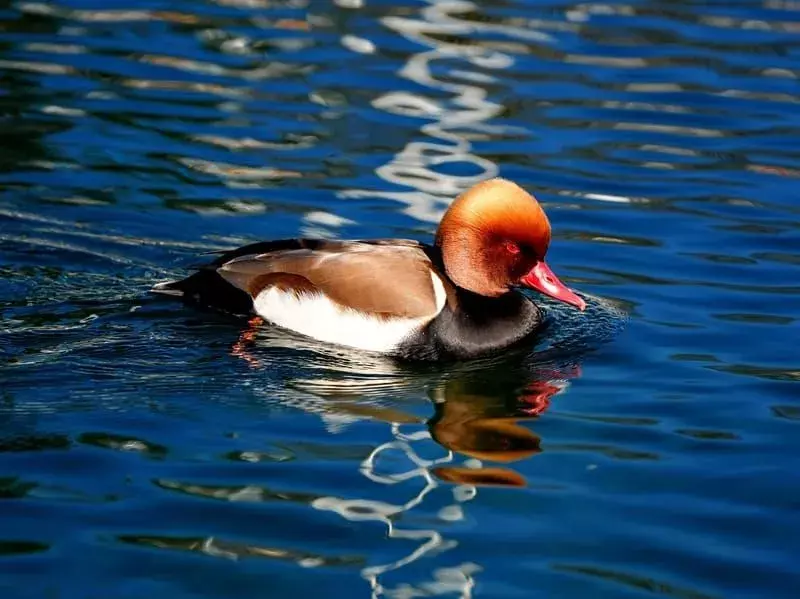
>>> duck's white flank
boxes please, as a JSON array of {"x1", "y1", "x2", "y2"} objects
[{"x1": 252, "y1": 271, "x2": 447, "y2": 353}]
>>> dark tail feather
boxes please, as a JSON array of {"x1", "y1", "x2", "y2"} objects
[{"x1": 150, "y1": 270, "x2": 253, "y2": 316}]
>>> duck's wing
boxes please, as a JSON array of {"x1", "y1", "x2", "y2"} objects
[{"x1": 216, "y1": 240, "x2": 446, "y2": 320}]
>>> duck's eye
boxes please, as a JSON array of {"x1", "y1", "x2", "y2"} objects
[{"x1": 504, "y1": 241, "x2": 520, "y2": 255}]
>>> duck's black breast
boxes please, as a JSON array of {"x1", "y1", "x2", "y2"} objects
[{"x1": 398, "y1": 287, "x2": 543, "y2": 361}]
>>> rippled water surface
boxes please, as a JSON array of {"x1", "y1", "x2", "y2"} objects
[{"x1": 2, "y1": 0, "x2": 799, "y2": 597}]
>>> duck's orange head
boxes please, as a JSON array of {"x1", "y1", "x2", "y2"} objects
[{"x1": 435, "y1": 177, "x2": 585, "y2": 310}]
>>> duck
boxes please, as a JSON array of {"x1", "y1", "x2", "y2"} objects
[{"x1": 151, "y1": 177, "x2": 586, "y2": 361}]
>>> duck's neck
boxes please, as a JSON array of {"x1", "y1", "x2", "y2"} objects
[
  {"x1": 415, "y1": 244, "x2": 543, "y2": 359},
  {"x1": 430, "y1": 287, "x2": 543, "y2": 359}
]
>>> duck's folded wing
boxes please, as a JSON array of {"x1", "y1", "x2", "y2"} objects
[{"x1": 216, "y1": 242, "x2": 447, "y2": 320}]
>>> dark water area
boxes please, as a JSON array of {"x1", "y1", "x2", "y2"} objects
[{"x1": 1, "y1": 0, "x2": 799, "y2": 597}]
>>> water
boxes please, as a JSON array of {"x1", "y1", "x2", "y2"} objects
[{"x1": 1, "y1": 0, "x2": 799, "y2": 597}]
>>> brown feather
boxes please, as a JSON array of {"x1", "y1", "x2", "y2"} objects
[{"x1": 216, "y1": 241, "x2": 444, "y2": 320}]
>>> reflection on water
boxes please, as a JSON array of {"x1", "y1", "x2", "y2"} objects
[
  {"x1": 343, "y1": 1, "x2": 509, "y2": 223},
  {"x1": 223, "y1": 300, "x2": 614, "y2": 597},
  {"x1": 1, "y1": 0, "x2": 799, "y2": 597}
]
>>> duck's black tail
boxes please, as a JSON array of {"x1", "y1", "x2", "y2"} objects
[{"x1": 150, "y1": 269, "x2": 253, "y2": 316}]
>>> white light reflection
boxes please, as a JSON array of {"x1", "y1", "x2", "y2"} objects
[
  {"x1": 335, "y1": 0, "x2": 546, "y2": 224},
  {"x1": 312, "y1": 423, "x2": 481, "y2": 599}
]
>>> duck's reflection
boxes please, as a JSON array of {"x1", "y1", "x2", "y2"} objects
[
  {"x1": 228, "y1": 315, "x2": 585, "y2": 596},
  {"x1": 231, "y1": 315, "x2": 581, "y2": 486},
  {"x1": 427, "y1": 368, "x2": 576, "y2": 488}
]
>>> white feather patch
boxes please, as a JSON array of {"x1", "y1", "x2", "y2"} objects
[
  {"x1": 252, "y1": 271, "x2": 447, "y2": 354},
  {"x1": 430, "y1": 271, "x2": 447, "y2": 314}
]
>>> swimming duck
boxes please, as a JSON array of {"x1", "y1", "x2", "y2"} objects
[{"x1": 151, "y1": 178, "x2": 585, "y2": 360}]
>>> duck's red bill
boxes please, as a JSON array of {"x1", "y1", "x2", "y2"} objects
[{"x1": 520, "y1": 261, "x2": 586, "y2": 311}]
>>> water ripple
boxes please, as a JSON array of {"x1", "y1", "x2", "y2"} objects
[{"x1": 0, "y1": 0, "x2": 798, "y2": 597}]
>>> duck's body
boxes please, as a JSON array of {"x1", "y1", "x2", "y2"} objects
[
  {"x1": 152, "y1": 178, "x2": 585, "y2": 361},
  {"x1": 153, "y1": 237, "x2": 543, "y2": 360}
]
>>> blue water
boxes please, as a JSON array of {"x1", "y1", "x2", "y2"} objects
[{"x1": 1, "y1": 0, "x2": 799, "y2": 597}]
